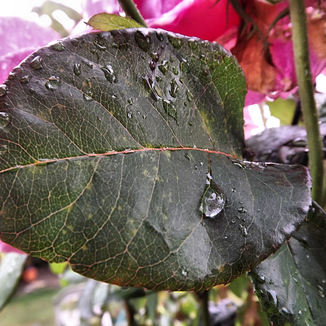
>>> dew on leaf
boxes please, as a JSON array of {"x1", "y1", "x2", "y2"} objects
[
  {"x1": 163, "y1": 100, "x2": 177, "y2": 121},
  {"x1": 45, "y1": 76, "x2": 61, "y2": 90},
  {"x1": 238, "y1": 207, "x2": 247, "y2": 213},
  {"x1": 30, "y1": 56, "x2": 42, "y2": 70},
  {"x1": 73, "y1": 63, "x2": 81, "y2": 76},
  {"x1": 199, "y1": 182, "x2": 226, "y2": 218},
  {"x1": 168, "y1": 35, "x2": 182, "y2": 49},
  {"x1": 135, "y1": 30, "x2": 151, "y2": 52},
  {"x1": 239, "y1": 224, "x2": 248, "y2": 237},
  {"x1": 150, "y1": 52, "x2": 159, "y2": 62},
  {"x1": 169, "y1": 80, "x2": 179, "y2": 98},
  {"x1": 20, "y1": 75, "x2": 30, "y2": 84},
  {"x1": 0, "y1": 84, "x2": 8, "y2": 97},
  {"x1": 0, "y1": 112, "x2": 10, "y2": 128},
  {"x1": 127, "y1": 112, "x2": 132, "y2": 119},
  {"x1": 158, "y1": 60, "x2": 169, "y2": 74},
  {"x1": 53, "y1": 42, "x2": 65, "y2": 51},
  {"x1": 83, "y1": 92, "x2": 93, "y2": 101},
  {"x1": 101, "y1": 65, "x2": 117, "y2": 83}
]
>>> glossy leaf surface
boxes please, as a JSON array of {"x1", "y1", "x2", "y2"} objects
[
  {"x1": 251, "y1": 202, "x2": 326, "y2": 325},
  {"x1": 0, "y1": 29, "x2": 311, "y2": 290}
]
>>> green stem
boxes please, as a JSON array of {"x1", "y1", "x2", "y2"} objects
[
  {"x1": 289, "y1": 0, "x2": 323, "y2": 203},
  {"x1": 117, "y1": 0, "x2": 147, "y2": 27},
  {"x1": 196, "y1": 291, "x2": 211, "y2": 326}
]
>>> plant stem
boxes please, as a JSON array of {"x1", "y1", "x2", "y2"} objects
[
  {"x1": 289, "y1": 0, "x2": 323, "y2": 203},
  {"x1": 196, "y1": 291, "x2": 211, "y2": 326},
  {"x1": 117, "y1": 0, "x2": 147, "y2": 27}
]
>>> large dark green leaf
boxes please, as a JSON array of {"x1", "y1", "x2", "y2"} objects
[
  {"x1": 0, "y1": 29, "x2": 311, "y2": 290},
  {"x1": 251, "y1": 202, "x2": 326, "y2": 325}
]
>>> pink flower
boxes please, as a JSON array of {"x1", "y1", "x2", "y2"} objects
[
  {"x1": 0, "y1": 240, "x2": 26, "y2": 255},
  {"x1": 0, "y1": 17, "x2": 59, "y2": 83},
  {"x1": 134, "y1": 0, "x2": 240, "y2": 42}
]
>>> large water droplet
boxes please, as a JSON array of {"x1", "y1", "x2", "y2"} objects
[
  {"x1": 168, "y1": 35, "x2": 182, "y2": 49},
  {"x1": 135, "y1": 31, "x2": 151, "y2": 52},
  {"x1": 73, "y1": 63, "x2": 81, "y2": 76},
  {"x1": 53, "y1": 42, "x2": 65, "y2": 51},
  {"x1": 101, "y1": 65, "x2": 116, "y2": 83},
  {"x1": 0, "y1": 112, "x2": 10, "y2": 128},
  {"x1": 163, "y1": 100, "x2": 177, "y2": 121},
  {"x1": 0, "y1": 84, "x2": 8, "y2": 97},
  {"x1": 199, "y1": 182, "x2": 226, "y2": 218},
  {"x1": 30, "y1": 56, "x2": 42, "y2": 70},
  {"x1": 45, "y1": 76, "x2": 61, "y2": 90}
]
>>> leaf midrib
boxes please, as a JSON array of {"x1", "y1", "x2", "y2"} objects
[{"x1": 0, "y1": 147, "x2": 236, "y2": 174}]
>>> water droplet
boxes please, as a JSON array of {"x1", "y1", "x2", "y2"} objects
[
  {"x1": 224, "y1": 236, "x2": 228, "y2": 239},
  {"x1": 158, "y1": 60, "x2": 169, "y2": 75},
  {"x1": 238, "y1": 207, "x2": 247, "y2": 213},
  {"x1": 163, "y1": 100, "x2": 177, "y2": 121},
  {"x1": 172, "y1": 66, "x2": 179, "y2": 75},
  {"x1": 127, "y1": 112, "x2": 132, "y2": 119},
  {"x1": 45, "y1": 76, "x2": 61, "y2": 90},
  {"x1": 135, "y1": 31, "x2": 151, "y2": 51},
  {"x1": 186, "y1": 90, "x2": 193, "y2": 102},
  {"x1": 53, "y1": 41, "x2": 65, "y2": 51},
  {"x1": 184, "y1": 153, "x2": 190, "y2": 160},
  {"x1": 20, "y1": 75, "x2": 30, "y2": 84},
  {"x1": 150, "y1": 52, "x2": 159, "y2": 62},
  {"x1": 239, "y1": 224, "x2": 248, "y2": 237},
  {"x1": 149, "y1": 60, "x2": 156, "y2": 70},
  {"x1": 73, "y1": 63, "x2": 81, "y2": 76},
  {"x1": 231, "y1": 188, "x2": 236, "y2": 192},
  {"x1": 231, "y1": 219, "x2": 236, "y2": 224},
  {"x1": 0, "y1": 84, "x2": 8, "y2": 96},
  {"x1": 83, "y1": 91, "x2": 93, "y2": 101},
  {"x1": 0, "y1": 112, "x2": 10, "y2": 128},
  {"x1": 232, "y1": 161, "x2": 245, "y2": 169},
  {"x1": 93, "y1": 40, "x2": 106, "y2": 50},
  {"x1": 322, "y1": 279, "x2": 326, "y2": 284},
  {"x1": 298, "y1": 310, "x2": 302, "y2": 315},
  {"x1": 156, "y1": 32, "x2": 164, "y2": 42},
  {"x1": 181, "y1": 269, "x2": 187, "y2": 276},
  {"x1": 267, "y1": 290, "x2": 278, "y2": 306},
  {"x1": 281, "y1": 307, "x2": 291, "y2": 315},
  {"x1": 168, "y1": 35, "x2": 182, "y2": 49},
  {"x1": 188, "y1": 40, "x2": 198, "y2": 50},
  {"x1": 127, "y1": 98, "x2": 133, "y2": 105},
  {"x1": 169, "y1": 80, "x2": 179, "y2": 98},
  {"x1": 199, "y1": 183, "x2": 226, "y2": 218},
  {"x1": 101, "y1": 65, "x2": 117, "y2": 83},
  {"x1": 30, "y1": 56, "x2": 42, "y2": 70}
]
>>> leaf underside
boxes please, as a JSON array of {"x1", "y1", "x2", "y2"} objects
[
  {"x1": 251, "y1": 202, "x2": 326, "y2": 326},
  {"x1": 0, "y1": 29, "x2": 311, "y2": 290}
]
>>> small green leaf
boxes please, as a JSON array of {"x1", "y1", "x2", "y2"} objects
[
  {"x1": 49, "y1": 262, "x2": 67, "y2": 274},
  {"x1": 268, "y1": 98, "x2": 296, "y2": 126},
  {"x1": 0, "y1": 253, "x2": 27, "y2": 310},
  {"x1": 251, "y1": 202, "x2": 326, "y2": 326},
  {"x1": 87, "y1": 13, "x2": 142, "y2": 31}
]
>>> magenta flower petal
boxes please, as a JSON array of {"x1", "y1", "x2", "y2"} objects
[
  {"x1": 0, "y1": 17, "x2": 59, "y2": 83},
  {"x1": 146, "y1": 0, "x2": 240, "y2": 41},
  {"x1": 0, "y1": 240, "x2": 26, "y2": 255}
]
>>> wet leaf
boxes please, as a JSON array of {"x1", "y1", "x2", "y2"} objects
[
  {"x1": 0, "y1": 29, "x2": 311, "y2": 291},
  {"x1": 87, "y1": 13, "x2": 143, "y2": 31},
  {"x1": 251, "y1": 202, "x2": 326, "y2": 326}
]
